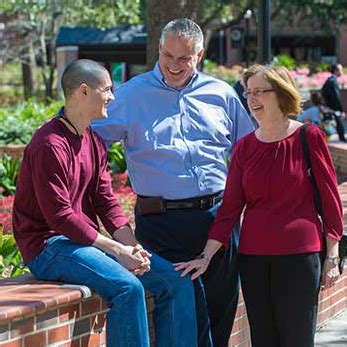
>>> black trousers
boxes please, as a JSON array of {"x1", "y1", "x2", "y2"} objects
[
  {"x1": 333, "y1": 114, "x2": 346, "y2": 142},
  {"x1": 135, "y1": 203, "x2": 240, "y2": 347},
  {"x1": 239, "y1": 253, "x2": 321, "y2": 347}
]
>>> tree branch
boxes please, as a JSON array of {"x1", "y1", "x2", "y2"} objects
[{"x1": 205, "y1": 0, "x2": 257, "y2": 31}]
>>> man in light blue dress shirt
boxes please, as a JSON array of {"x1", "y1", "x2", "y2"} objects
[{"x1": 93, "y1": 19, "x2": 254, "y2": 347}]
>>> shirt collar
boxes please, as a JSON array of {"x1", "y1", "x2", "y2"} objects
[
  {"x1": 153, "y1": 62, "x2": 199, "y2": 90},
  {"x1": 57, "y1": 107, "x2": 64, "y2": 118}
]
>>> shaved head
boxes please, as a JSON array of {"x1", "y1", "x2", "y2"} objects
[{"x1": 61, "y1": 59, "x2": 108, "y2": 97}]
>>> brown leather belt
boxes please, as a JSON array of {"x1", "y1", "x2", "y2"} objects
[{"x1": 137, "y1": 191, "x2": 224, "y2": 215}]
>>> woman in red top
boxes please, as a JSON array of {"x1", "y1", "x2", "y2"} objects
[{"x1": 176, "y1": 64, "x2": 343, "y2": 347}]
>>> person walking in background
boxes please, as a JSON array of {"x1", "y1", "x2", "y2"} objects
[
  {"x1": 93, "y1": 18, "x2": 254, "y2": 347},
  {"x1": 12, "y1": 59, "x2": 198, "y2": 347},
  {"x1": 297, "y1": 91, "x2": 335, "y2": 139},
  {"x1": 321, "y1": 63, "x2": 346, "y2": 142},
  {"x1": 176, "y1": 64, "x2": 343, "y2": 347}
]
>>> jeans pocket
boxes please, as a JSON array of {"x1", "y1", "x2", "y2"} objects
[{"x1": 27, "y1": 235, "x2": 65, "y2": 280}]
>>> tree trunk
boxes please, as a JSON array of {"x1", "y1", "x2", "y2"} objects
[
  {"x1": 22, "y1": 39, "x2": 37, "y2": 100},
  {"x1": 146, "y1": 0, "x2": 202, "y2": 70}
]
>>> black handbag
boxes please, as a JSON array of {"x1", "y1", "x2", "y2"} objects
[{"x1": 300, "y1": 124, "x2": 347, "y2": 274}]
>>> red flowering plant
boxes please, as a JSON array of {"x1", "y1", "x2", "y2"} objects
[
  {"x1": 0, "y1": 194, "x2": 14, "y2": 234},
  {"x1": 112, "y1": 172, "x2": 136, "y2": 227},
  {"x1": 106, "y1": 142, "x2": 136, "y2": 225}
]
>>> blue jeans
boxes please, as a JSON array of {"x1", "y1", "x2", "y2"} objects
[{"x1": 27, "y1": 235, "x2": 197, "y2": 347}]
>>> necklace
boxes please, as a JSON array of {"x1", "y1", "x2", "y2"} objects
[{"x1": 61, "y1": 108, "x2": 80, "y2": 137}]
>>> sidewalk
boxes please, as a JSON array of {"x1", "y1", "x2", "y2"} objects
[{"x1": 315, "y1": 309, "x2": 347, "y2": 346}]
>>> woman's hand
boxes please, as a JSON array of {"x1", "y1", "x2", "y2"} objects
[
  {"x1": 175, "y1": 239, "x2": 222, "y2": 280},
  {"x1": 321, "y1": 258, "x2": 340, "y2": 290},
  {"x1": 321, "y1": 236, "x2": 340, "y2": 289},
  {"x1": 174, "y1": 255, "x2": 211, "y2": 280}
]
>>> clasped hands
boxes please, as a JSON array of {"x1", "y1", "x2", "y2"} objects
[{"x1": 118, "y1": 244, "x2": 151, "y2": 276}]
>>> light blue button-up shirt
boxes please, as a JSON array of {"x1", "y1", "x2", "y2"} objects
[{"x1": 92, "y1": 63, "x2": 254, "y2": 199}]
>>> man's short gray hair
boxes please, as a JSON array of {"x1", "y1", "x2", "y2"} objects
[
  {"x1": 61, "y1": 59, "x2": 108, "y2": 97},
  {"x1": 160, "y1": 18, "x2": 204, "y2": 53}
]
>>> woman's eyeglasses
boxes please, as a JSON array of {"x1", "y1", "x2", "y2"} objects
[{"x1": 242, "y1": 88, "x2": 275, "y2": 98}]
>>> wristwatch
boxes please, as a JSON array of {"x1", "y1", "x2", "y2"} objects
[{"x1": 326, "y1": 256, "x2": 339, "y2": 266}]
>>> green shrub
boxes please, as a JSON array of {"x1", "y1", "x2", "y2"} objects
[
  {"x1": 0, "y1": 86, "x2": 24, "y2": 106},
  {"x1": 203, "y1": 59, "x2": 241, "y2": 86},
  {"x1": 272, "y1": 54, "x2": 296, "y2": 70},
  {"x1": 0, "y1": 155, "x2": 20, "y2": 196},
  {"x1": 0, "y1": 231, "x2": 29, "y2": 278},
  {"x1": 0, "y1": 98, "x2": 62, "y2": 145},
  {"x1": 108, "y1": 142, "x2": 127, "y2": 173},
  {"x1": 203, "y1": 59, "x2": 218, "y2": 72},
  {"x1": 315, "y1": 62, "x2": 329, "y2": 72}
]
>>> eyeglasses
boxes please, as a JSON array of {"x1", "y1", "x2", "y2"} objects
[{"x1": 242, "y1": 88, "x2": 275, "y2": 98}]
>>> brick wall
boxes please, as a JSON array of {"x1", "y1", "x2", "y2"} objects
[
  {"x1": 317, "y1": 269, "x2": 347, "y2": 328},
  {"x1": 0, "y1": 294, "x2": 108, "y2": 347},
  {"x1": 0, "y1": 276, "x2": 155, "y2": 347},
  {"x1": 328, "y1": 142, "x2": 347, "y2": 176},
  {"x1": 0, "y1": 267, "x2": 345, "y2": 347}
]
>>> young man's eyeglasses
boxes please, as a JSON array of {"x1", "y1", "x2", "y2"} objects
[{"x1": 243, "y1": 88, "x2": 275, "y2": 98}]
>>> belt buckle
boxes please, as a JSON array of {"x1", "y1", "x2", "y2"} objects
[
  {"x1": 200, "y1": 198, "x2": 208, "y2": 210},
  {"x1": 200, "y1": 197, "x2": 214, "y2": 210}
]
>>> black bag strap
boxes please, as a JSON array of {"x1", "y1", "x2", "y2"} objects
[
  {"x1": 300, "y1": 124, "x2": 324, "y2": 218},
  {"x1": 300, "y1": 125, "x2": 347, "y2": 273}
]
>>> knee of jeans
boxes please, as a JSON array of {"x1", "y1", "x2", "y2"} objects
[{"x1": 119, "y1": 276, "x2": 145, "y2": 300}]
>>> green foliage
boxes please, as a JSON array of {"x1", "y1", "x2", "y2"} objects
[
  {"x1": 63, "y1": 1, "x2": 143, "y2": 28},
  {"x1": 203, "y1": 59, "x2": 241, "y2": 86},
  {"x1": 0, "y1": 155, "x2": 20, "y2": 196},
  {"x1": 272, "y1": 54, "x2": 296, "y2": 70},
  {"x1": 1, "y1": 0, "x2": 143, "y2": 31},
  {"x1": 0, "y1": 99, "x2": 62, "y2": 145},
  {"x1": 315, "y1": 62, "x2": 329, "y2": 72},
  {"x1": 272, "y1": 0, "x2": 347, "y2": 33},
  {"x1": 203, "y1": 59, "x2": 218, "y2": 71},
  {"x1": 108, "y1": 142, "x2": 127, "y2": 173},
  {"x1": 0, "y1": 60, "x2": 22, "y2": 85},
  {"x1": 0, "y1": 231, "x2": 29, "y2": 278},
  {"x1": 0, "y1": 1, "x2": 143, "y2": 99}
]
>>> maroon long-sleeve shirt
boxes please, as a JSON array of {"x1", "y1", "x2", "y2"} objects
[
  {"x1": 209, "y1": 124, "x2": 343, "y2": 255},
  {"x1": 13, "y1": 117, "x2": 129, "y2": 264}
]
